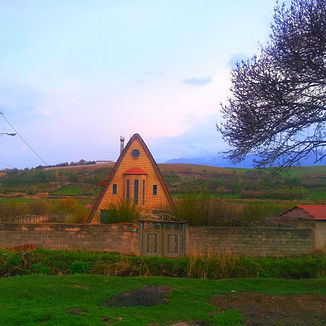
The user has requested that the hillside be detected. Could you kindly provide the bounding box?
[166,153,326,168]
[0,163,325,202]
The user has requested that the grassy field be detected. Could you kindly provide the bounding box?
[1,163,325,201]
[0,197,33,203]
[0,275,325,325]
[0,163,325,224]
[51,185,90,196]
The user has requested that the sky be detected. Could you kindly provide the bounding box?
[0,0,279,168]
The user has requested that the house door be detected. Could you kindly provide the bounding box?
[139,221,186,257]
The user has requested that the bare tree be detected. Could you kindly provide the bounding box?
[218,0,326,168]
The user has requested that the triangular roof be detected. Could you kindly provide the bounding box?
[281,205,326,220]
[86,133,174,223]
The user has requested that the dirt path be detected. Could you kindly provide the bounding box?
[212,292,326,326]
[99,286,172,307]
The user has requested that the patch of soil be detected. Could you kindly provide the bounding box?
[66,308,87,315]
[73,284,89,290]
[169,321,208,326]
[99,286,172,307]
[102,317,123,324]
[211,292,326,326]
[9,244,38,251]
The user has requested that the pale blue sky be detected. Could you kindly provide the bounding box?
[0,0,278,168]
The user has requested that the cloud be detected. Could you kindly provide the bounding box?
[227,52,249,69]
[0,68,231,168]
[149,114,227,162]
[182,76,212,86]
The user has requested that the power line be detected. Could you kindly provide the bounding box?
[0,110,48,166]
[0,160,15,169]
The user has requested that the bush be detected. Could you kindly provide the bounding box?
[91,261,132,276]
[30,263,50,274]
[69,261,90,274]
[101,200,141,224]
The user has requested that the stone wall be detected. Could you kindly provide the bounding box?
[187,226,316,256]
[0,223,139,255]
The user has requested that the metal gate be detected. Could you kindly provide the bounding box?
[139,218,186,257]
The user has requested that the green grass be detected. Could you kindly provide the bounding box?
[305,188,326,201]
[0,275,325,325]
[281,165,326,177]
[0,198,33,203]
[51,186,86,196]
[1,249,326,279]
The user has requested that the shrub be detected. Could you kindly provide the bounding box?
[101,200,141,224]
[30,263,50,275]
[69,261,90,274]
[91,261,132,276]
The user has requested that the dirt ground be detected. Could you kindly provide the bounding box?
[211,292,326,326]
[99,286,172,307]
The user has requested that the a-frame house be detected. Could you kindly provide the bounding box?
[86,133,174,224]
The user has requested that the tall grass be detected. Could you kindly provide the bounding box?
[102,200,141,224]
[0,198,90,223]
[170,193,292,226]
[0,249,325,279]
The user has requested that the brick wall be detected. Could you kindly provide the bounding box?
[0,223,139,255]
[187,226,316,256]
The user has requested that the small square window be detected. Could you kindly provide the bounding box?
[113,184,117,194]
[153,185,157,196]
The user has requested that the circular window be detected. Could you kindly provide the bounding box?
[131,149,140,158]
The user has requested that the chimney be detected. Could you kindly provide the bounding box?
[120,136,125,154]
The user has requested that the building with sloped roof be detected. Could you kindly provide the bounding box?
[280,205,326,221]
[86,134,173,224]
[280,205,326,251]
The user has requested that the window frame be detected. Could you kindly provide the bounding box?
[112,184,117,195]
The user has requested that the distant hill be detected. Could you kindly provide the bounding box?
[165,155,255,168]
[165,153,326,168]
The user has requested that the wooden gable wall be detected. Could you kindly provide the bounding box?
[87,134,173,224]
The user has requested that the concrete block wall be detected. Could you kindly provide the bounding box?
[314,222,326,251]
[0,223,139,255]
[187,226,315,256]
[0,222,319,257]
